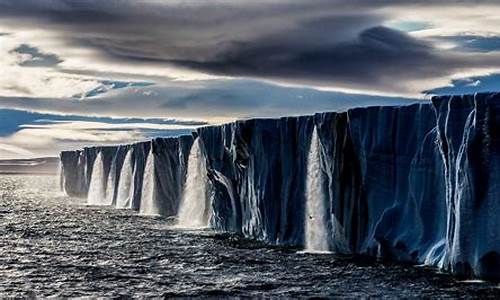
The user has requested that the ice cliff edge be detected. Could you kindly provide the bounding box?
[59,93,500,280]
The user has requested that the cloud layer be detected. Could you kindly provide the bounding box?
[0,79,418,121]
[0,0,500,158]
[1,0,500,96]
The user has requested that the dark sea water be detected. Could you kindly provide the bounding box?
[0,175,498,298]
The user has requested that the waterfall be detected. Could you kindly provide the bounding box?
[104,156,117,206]
[177,137,209,228]
[116,149,134,209]
[213,170,238,230]
[57,159,65,194]
[139,147,159,215]
[304,127,330,252]
[87,152,107,205]
[77,153,86,193]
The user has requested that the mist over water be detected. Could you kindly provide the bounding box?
[115,149,134,209]
[177,138,209,228]
[0,174,498,297]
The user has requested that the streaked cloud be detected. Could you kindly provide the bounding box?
[0,109,204,159]
[0,79,419,122]
[0,142,34,158]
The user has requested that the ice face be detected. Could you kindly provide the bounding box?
[59,93,500,280]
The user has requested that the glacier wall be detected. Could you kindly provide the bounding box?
[433,94,500,280]
[59,93,500,280]
[60,136,193,216]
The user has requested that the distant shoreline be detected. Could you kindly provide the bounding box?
[0,172,58,176]
[0,157,59,176]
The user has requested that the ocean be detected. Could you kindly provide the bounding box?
[0,174,498,297]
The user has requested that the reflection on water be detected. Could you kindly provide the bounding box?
[0,175,498,298]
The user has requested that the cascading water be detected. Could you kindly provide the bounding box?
[139,147,158,215]
[213,170,238,230]
[104,157,117,206]
[304,127,331,252]
[57,159,65,194]
[78,153,86,191]
[177,137,209,228]
[116,149,134,209]
[87,152,107,205]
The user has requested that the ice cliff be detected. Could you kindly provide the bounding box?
[61,136,193,216]
[60,93,500,280]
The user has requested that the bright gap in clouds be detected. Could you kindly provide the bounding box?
[0,109,204,159]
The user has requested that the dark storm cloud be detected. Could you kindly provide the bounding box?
[0,0,499,94]
[11,44,63,67]
[166,26,457,89]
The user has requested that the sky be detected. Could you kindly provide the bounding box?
[1,0,500,159]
